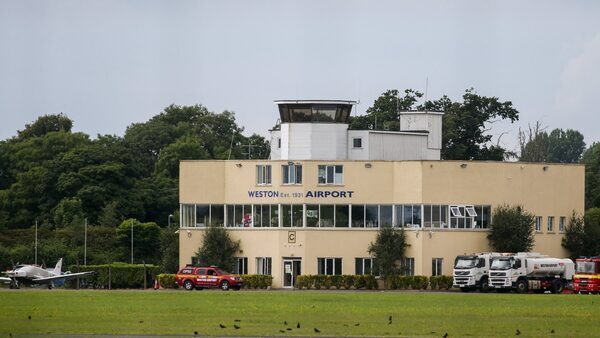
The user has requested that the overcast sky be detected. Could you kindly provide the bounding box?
[1,0,599,153]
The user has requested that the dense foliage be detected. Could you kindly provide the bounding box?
[368,225,407,282]
[195,226,240,269]
[487,204,535,252]
[519,123,585,163]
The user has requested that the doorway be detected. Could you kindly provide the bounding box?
[282,258,302,288]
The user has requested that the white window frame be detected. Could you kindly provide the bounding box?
[535,216,542,232]
[318,165,343,185]
[559,216,566,233]
[401,257,415,276]
[465,206,477,217]
[450,206,462,217]
[256,257,272,275]
[282,164,302,185]
[234,257,248,275]
[352,137,362,148]
[317,257,342,275]
[355,257,375,276]
[432,258,443,276]
[256,165,272,185]
[449,205,477,229]
[547,216,554,232]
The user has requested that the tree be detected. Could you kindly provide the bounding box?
[368,225,407,284]
[582,143,600,209]
[583,208,600,256]
[487,204,535,252]
[519,122,549,162]
[195,226,240,270]
[116,219,161,264]
[519,123,585,163]
[349,89,422,130]
[160,225,180,273]
[17,113,73,140]
[562,212,585,259]
[435,89,519,160]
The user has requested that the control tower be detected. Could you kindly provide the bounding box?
[269,100,442,161]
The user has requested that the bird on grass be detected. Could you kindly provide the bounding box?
[286,328,292,331]
[279,330,285,333]
[516,329,521,336]
[297,322,300,329]
[138,320,144,324]
[234,319,241,322]
[550,329,555,334]
[442,333,448,338]
[314,328,321,333]
[284,321,288,325]
[219,324,226,329]
[28,315,31,320]
[234,324,240,330]
[354,323,360,326]
[389,315,392,321]
[194,331,198,335]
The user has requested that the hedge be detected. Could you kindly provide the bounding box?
[65,262,160,289]
[157,274,178,289]
[296,274,378,290]
[240,274,273,289]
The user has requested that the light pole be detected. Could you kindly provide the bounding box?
[130,221,134,264]
[84,218,87,266]
[168,214,174,227]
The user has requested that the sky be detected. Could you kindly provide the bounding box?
[1,0,599,154]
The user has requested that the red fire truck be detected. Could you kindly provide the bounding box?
[573,257,600,294]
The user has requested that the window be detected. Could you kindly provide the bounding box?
[355,258,376,275]
[256,257,272,275]
[380,205,393,227]
[353,138,362,148]
[318,258,342,275]
[449,205,476,229]
[196,205,209,227]
[305,204,349,227]
[181,204,195,227]
[395,204,422,228]
[547,216,554,232]
[423,205,448,228]
[306,204,319,227]
[432,258,443,276]
[318,165,343,185]
[252,204,278,227]
[226,205,252,227]
[278,138,281,148]
[210,205,224,226]
[535,216,542,232]
[336,205,349,227]
[320,205,335,227]
[401,257,415,276]
[234,257,248,274]
[256,165,272,185]
[282,164,302,184]
[474,205,491,229]
[282,204,303,227]
[559,216,566,232]
[351,205,365,227]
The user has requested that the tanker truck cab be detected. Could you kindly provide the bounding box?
[489,255,522,291]
[453,253,499,292]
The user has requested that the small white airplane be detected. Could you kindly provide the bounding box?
[0,258,94,289]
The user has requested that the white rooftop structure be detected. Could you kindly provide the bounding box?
[269,100,442,161]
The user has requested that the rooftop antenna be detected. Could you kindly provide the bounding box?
[241,142,259,159]
[424,77,429,112]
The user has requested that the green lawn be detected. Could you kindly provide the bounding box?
[0,289,597,337]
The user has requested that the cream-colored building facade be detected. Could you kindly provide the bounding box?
[179,160,584,288]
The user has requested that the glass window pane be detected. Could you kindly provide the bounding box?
[395,205,403,227]
[327,166,334,184]
[210,205,224,226]
[320,205,334,227]
[380,205,393,227]
[295,165,302,184]
[226,205,234,227]
[423,205,432,227]
[364,259,372,275]
[334,165,343,184]
[196,205,209,227]
[412,205,422,228]
[366,205,379,227]
[352,205,365,227]
[270,204,279,227]
[292,204,303,227]
[334,258,342,275]
[335,205,349,227]
[355,258,363,275]
[326,259,333,275]
[253,205,262,228]
[318,166,326,184]
[440,205,448,227]
[282,205,292,227]
[306,204,319,227]
[403,205,412,227]
[282,165,289,184]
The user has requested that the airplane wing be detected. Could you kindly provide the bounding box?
[32,271,95,283]
[0,276,11,284]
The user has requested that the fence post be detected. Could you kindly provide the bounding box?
[108,264,111,290]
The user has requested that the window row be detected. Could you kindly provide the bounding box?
[535,216,567,233]
[230,257,416,276]
[257,164,344,185]
[181,203,492,229]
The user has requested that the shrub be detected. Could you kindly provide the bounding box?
[314,275,327,290]
[411,276,429,290]
[429,276,439,290]
[364,275,378,290]
[342,275,355,289]
[354,275,366,289]
[66,262,160,289]
[440,276,453,290]
[330,275,343,289]
[157,274,178,289]
[387,276,399,290]
[240,274,273,289]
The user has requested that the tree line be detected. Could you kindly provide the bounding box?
[1,88,599,273]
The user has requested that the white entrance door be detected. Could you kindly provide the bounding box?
[282,259,301,288]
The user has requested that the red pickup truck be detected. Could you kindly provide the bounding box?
[176,266,243,291]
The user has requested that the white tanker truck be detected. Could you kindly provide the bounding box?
[453,252,502,292]
[489,252,574,293]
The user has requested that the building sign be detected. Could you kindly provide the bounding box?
[288,231,296,243]
[248,190,355,198]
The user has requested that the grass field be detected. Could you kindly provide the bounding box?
[0,289,597,337]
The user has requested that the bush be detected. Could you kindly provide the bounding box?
[314,275,327,290]
[241,274,273,289]
[157,274,178,289]
[66,262,160,289]
[429,276,439,290]
[387,276,399,290]
[330,275,343,289]
[364,275,378,290]
[354,275,366,289]
[411,276,429,290]
[342,275,355,289]
[439,276,453,290]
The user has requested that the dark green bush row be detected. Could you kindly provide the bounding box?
[386,275,453,290]
[240,274,273,289]
[157,273,178,288]
[296,274,378,290]
[66,262,160,289]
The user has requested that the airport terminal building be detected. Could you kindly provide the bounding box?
[178,100,584,288]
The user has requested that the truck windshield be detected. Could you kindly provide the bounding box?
[576,262,596,274]
[491,258,512,270]
[454,258,478,269]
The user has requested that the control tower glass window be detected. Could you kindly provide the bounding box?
[278,103,353,123]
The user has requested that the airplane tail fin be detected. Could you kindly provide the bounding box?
[52,258,63,276]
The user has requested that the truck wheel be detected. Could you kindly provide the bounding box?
[516,280,528,294]
[183,280,194,291]
[551,280,564,294]
[220,280,230,291]
[480,278,490,293]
